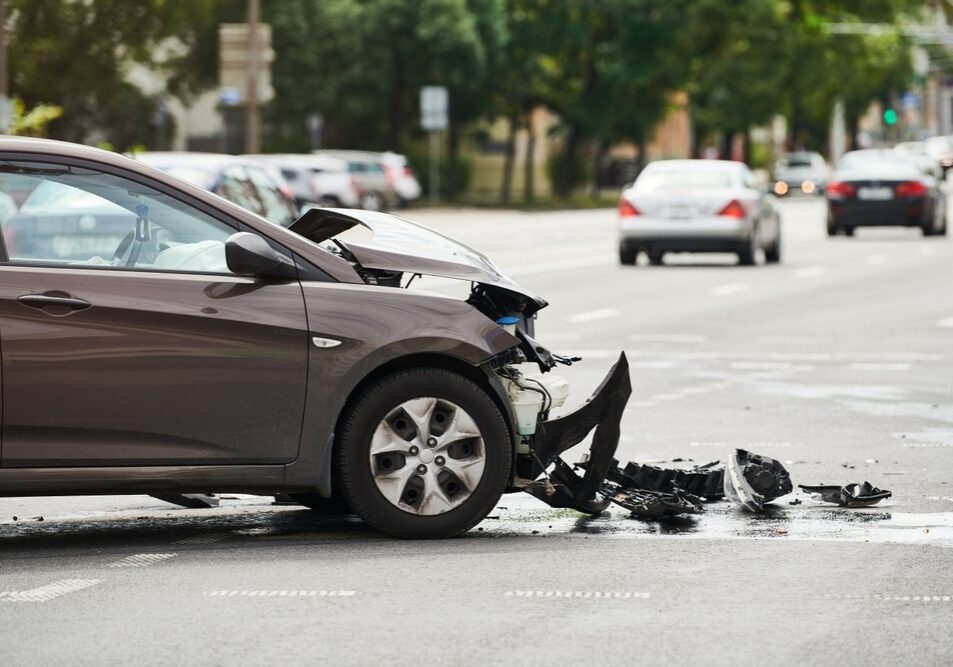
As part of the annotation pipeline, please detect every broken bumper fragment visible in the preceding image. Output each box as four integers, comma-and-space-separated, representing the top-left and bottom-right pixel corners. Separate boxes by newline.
604, 485, 703, 519
798, 482, 892, 507
523, 352, 632, 514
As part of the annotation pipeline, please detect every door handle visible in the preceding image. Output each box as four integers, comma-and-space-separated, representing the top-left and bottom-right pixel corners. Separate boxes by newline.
18, 294, 92, 312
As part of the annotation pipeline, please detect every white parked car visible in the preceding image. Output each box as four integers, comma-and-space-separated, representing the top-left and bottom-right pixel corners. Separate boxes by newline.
248, 154, 361, 209
618, 159, 781, 266
317, 150, 422, 209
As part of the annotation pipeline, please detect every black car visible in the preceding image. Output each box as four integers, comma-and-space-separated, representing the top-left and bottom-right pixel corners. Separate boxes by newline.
826, 150, 947, 237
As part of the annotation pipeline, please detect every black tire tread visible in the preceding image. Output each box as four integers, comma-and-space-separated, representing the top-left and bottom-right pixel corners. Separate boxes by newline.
336, 368, 510, 539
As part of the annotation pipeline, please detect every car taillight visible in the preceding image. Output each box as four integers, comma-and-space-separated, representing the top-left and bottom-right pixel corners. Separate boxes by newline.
383, 165, 398, 185
404, 166, 414, 178
826, 181, 855, 198
718, 200, 746, 218
895, 181, 926, 197
618, 198, 639, 218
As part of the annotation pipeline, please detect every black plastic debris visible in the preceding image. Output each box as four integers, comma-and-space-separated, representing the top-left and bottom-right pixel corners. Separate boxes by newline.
604, 484, 703, 518
798, 482, 892, 507
151, 493, 220, 509
723, 449, 793, 512
609, 460, 724, 500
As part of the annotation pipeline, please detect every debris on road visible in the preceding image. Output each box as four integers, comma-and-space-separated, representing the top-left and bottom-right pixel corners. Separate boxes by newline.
605, 486, 704, 518
723, 449, 793, 513
798, 482, 892, 507
151, 494, 220, 509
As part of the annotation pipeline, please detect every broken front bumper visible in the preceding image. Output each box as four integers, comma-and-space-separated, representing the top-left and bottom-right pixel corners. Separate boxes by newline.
520, 352, 632, 514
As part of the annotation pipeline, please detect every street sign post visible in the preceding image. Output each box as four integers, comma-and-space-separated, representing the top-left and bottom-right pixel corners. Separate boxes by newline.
421, 86, 448, 204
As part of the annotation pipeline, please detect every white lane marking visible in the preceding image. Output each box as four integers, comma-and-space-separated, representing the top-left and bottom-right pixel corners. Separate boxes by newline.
508, 255, 612, 277
903, 442, 953, 448
504, 590, 650, 599
824, 594, 952, 602
628, 360, 678, 369
794, 266, 826, 278
562, 349, 944, 363
0, 579, 103, 603
757, 335, 833, 344
937, 316, 953, 328
680, 386, 711, 395
174, 534, 226, 546
568, 308, 620, 324
630, 334, 708, 343
108, 553, 177, 568
918, 246, 937, 256
629, 400, 658, 409
848, 362, 912, 371
865, 253, 890, 266
709, 282, 748, 296
730, 361, 793, 370
204, 590, 356, 597
651, 393, 683, 401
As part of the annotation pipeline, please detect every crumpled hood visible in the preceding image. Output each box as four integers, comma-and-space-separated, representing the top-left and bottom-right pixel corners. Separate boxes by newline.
290, 207, 547, 311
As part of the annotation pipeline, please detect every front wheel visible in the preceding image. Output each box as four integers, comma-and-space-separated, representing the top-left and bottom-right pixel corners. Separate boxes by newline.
337, 369, 511, 539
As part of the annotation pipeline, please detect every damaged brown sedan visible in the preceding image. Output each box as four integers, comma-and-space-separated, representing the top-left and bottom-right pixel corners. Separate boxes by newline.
0, 137, 631, 538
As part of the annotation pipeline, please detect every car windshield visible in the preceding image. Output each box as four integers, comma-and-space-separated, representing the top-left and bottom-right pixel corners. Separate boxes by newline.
635, 167, 734, 192
836, 158, 919, 179
778, 154, 814, 168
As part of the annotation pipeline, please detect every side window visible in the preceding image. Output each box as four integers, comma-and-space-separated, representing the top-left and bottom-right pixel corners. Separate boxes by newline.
217, 166, 265, 216
0, 162, 237, 275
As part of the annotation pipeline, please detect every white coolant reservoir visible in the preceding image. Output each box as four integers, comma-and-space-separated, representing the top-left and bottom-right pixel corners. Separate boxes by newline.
500, 369, 571, 436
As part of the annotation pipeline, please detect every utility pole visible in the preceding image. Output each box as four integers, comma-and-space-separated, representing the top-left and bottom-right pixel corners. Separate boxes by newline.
245, 0, 260, 154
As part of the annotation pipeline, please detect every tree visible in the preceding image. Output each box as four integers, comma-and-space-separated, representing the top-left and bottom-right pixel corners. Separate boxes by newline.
8, 0, 217, 150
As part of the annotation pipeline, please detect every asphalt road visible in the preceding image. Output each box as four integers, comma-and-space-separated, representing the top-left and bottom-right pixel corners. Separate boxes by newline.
2, 196, 953, 666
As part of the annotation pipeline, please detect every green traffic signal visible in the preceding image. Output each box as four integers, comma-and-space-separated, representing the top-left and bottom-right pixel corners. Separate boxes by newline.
883, 108, 898, 126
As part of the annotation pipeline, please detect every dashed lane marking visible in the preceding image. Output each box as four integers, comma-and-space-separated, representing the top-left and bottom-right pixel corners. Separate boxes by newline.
0, 579, 103, 603
938, 316, 953, 328
903, 442, 953, 448
204, 590, 357, 598
824, 594, 952, 602
918, 246, 937, 256
730, 361, 794, 370
865, 253, 890, 266
848, 362, 912, 371
756, 335, 833, 344
794, 266, 826, 278
567, 308, 620, 324
651, 393, 684, 401
709, 282, 749, 296
504, 590, 651, 599
629, 334, 707, 343
108, 553, 177, 568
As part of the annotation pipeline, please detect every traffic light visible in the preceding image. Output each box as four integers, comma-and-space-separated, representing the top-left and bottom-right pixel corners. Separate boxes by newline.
883, 108, 898, 126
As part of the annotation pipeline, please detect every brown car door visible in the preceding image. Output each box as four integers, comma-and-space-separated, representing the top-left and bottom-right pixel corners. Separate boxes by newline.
0, 161, 309, 467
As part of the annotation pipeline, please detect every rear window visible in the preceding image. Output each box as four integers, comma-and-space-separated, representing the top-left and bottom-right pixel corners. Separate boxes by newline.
837, 157, 918, 179
635, 168, 734, 193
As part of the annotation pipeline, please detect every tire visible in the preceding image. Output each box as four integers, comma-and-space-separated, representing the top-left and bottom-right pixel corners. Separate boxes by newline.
765, 235, 781, 264
337, 368, 511, 539
316, 196, 341, 208
647, 251, 664, 266
737, 228, 757, 266
844, 226, 855, 237
359, 191, 385, 211
826, 217, 837, 237
619, 246, 637, 265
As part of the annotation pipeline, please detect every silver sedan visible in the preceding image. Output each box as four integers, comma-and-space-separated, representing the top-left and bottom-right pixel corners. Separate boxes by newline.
618, 159, 781, 266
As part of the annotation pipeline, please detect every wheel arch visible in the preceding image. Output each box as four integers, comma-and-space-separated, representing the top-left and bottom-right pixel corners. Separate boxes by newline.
327, 352, 517, 493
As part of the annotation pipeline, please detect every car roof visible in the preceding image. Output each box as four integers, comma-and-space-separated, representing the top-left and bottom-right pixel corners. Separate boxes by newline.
645, 159, 745, 171
134, 151, 262, 171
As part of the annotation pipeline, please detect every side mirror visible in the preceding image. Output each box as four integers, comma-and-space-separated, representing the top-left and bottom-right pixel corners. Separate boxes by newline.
225, 232, 297, 279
